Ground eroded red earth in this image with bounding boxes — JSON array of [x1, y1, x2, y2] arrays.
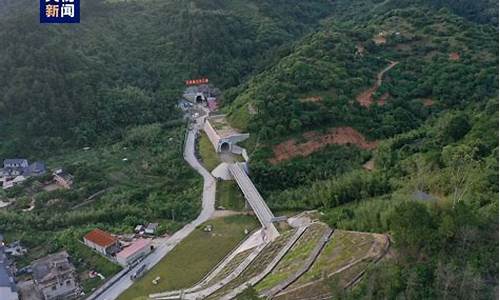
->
[[270, 127, 378, 164]]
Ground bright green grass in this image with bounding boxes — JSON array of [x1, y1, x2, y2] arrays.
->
[[216, 181, 246, 210], [117, 215, 258, 300], [256, 223, 327, 291], [206, 230, 295, 300], [198, 132, 220, 171], [294, 230, 375, 285]]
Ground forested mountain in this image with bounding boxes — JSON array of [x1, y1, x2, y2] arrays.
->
[[0, 0, 498, 298], [223, 0, 498, 298], [0, 0, 334, 157]]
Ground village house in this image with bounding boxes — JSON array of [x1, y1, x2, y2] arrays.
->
[[3, 159, 28, 169], [145, 223, 159, 235], [116, 239, 152, 266], [83, 229, 120, 256], [1, 159, 46, 190], [31, 251, 79, 300], [52, 169, 74, 189], [0, 235, 18, 300]]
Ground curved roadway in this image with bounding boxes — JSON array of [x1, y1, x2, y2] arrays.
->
[[88, 116, 216, 300]]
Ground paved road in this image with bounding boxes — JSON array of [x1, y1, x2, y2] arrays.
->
[[88, 117, 216, 300], [228, 163, 279, 239]]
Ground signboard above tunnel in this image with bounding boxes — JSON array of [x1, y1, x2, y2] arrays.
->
[[185, 78, 209, 86]]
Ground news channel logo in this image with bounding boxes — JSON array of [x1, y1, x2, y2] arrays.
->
[[40, 0, 80, 23]]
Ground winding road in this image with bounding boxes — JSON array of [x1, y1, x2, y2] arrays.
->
[[86, 115, 216, 300]]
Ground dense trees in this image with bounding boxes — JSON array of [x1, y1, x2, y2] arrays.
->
[[0, 0, 335, 158], [227, 3, 497, 144]]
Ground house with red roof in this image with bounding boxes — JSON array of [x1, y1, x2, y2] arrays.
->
[[83, 229, 120, 256]]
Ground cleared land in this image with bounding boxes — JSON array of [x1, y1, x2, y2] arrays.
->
[[270, 127, 377, 164], [198, 132, 220, 171], [117, 215, 258, 300], [216, 180, 246, 211]]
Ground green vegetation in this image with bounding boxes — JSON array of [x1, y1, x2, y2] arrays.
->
[[118, 215, 258, 300], [197, 132, 220, 171], [0, 124, 200, 283], [256, 223, 328, 291], [296, 230, 377, 284], [223, 1, 498, 298], [206, 230, 295, 299], [203, 248, 254, 288], [0, 0, 336, 158], [216, 181, 246, 211], [0, 0, 497, 298]]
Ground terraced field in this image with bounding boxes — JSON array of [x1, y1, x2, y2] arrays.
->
[[202, 248, 255, 288], [274, 230, 388, 300], [295, 230, 376, 284], [255, 223, 327, 292], [205, 230, 296, 299]]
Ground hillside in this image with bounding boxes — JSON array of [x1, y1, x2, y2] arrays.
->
[[0, 0, 497, 299], [227, 0, 498, 196], [223, 0, 498, 298], [0, 0, 334, 158]]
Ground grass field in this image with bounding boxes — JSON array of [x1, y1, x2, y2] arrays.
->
[[117, 215, 258, 300], [216, 181, 246, 210], [198, 132, 220, 171], [256, 223, 327, 292], [74, 242, 123, 293], [206, 230, 295, 300], [290, 230, 377, 288], [274, 230, 381, 300]]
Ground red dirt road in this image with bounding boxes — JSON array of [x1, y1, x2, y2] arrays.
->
[[356, 61, 399, 107], [270, 127, 378, 164]]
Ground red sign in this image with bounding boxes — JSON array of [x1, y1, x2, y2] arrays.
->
[[185, 78, 209, 86]]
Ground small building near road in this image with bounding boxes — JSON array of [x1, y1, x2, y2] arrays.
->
[[116, 239, 152, 266], [145, 223, 158, 235], [83, 229, 120, 256], [134, 225, 144, 234], [31, 251, 79, 300]]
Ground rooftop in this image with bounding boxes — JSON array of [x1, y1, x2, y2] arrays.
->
[[3, 159, 28, 166], [84, 229, 118, 248], [116, 239, 151, 259], [0, 247, 16, 293], [31, 251, 75, 284]]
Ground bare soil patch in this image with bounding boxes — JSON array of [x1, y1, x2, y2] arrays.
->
[[270, 127, 378, 164], [362, 158, 375, 171], [372, 34, 387, 45], [299, 96, 322, 103], [422, 98, 434, 107], [449, 52, 460, 61]]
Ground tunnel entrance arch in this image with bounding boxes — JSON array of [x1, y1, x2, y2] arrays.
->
[[196, 95, 204, 103], [220, 142, 230, 152]]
